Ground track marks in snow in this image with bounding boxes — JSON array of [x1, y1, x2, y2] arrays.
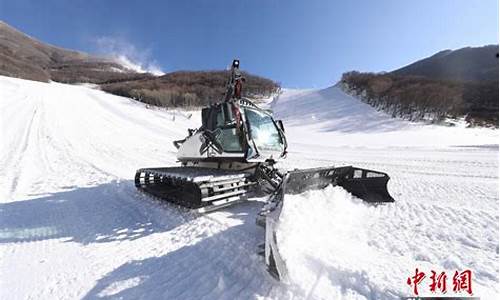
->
[[1, 77, 497, 299], [277, 145, 498, 298], [7, 107, 38, 197], [79, 192, 273, 300]]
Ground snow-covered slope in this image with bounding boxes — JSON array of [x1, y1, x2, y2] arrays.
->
[[0, 76, 498, 299], [271, 88, 498, 299], [271, 86, 498, 147], [0, 76, 273, 299]]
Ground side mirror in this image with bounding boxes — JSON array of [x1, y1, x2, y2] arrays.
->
[[277, 120, 285, 132]]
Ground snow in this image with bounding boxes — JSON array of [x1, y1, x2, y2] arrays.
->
[[0, 76, 498, 299], [271, 86, 498, 148], [272, 88, 499, 299], [114, 55, 165, 76]]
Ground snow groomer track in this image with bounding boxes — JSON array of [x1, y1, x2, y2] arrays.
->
[[135, 167, 254, 210]]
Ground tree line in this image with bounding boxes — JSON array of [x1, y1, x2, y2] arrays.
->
[[101, 70, 280, 108], [341, 71, 498, 127]]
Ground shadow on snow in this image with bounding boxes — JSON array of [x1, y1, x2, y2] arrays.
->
[[1, 180, 277, 298], [0, 180, 196, 244], [81, 222, 273, 300]]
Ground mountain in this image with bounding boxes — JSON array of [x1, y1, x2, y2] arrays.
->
[[0, 21, 279, 106], [341, 46, 499, 127], [391, 45, 498, 82], [0, 21, 152, 83]]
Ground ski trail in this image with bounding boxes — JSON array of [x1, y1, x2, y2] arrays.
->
[[0, 76, 497, 299], [7, 107, 37, 197], [0, 76, 275, 300], [271, 88, 498, 299]]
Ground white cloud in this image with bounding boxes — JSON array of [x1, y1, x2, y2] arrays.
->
[[94, 36, 165, 76]]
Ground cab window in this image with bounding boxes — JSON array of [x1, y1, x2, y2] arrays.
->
[[244, 108, 283, 153], [214, 106, 243, 152]]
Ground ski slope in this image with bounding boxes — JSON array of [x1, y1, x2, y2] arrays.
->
[[0, 76, 498, 299], [271, 87, 499, 299]]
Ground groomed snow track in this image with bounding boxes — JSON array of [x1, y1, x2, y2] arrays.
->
[[0, 76, 498, 299]]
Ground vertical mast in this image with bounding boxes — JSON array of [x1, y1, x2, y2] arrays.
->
[[224, 59, 244, 102]]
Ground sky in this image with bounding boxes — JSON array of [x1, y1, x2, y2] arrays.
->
[[0, 0, 498, 88]]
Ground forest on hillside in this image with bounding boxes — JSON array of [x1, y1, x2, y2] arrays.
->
[[101, 70, 280, 107], [341, 71, 498, 127]]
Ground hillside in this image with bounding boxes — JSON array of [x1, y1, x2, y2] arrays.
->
[[341, 45, 499, 127], [0, 21, 279, 106], [101, 70, 280, 107], [0, 21, 146, 83], [392, 45, 498, 81]]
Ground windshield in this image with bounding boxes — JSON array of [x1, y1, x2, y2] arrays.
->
[[244, 108, 284, 153]]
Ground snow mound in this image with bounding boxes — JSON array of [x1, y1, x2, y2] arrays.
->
[[277, 183, 498, 299]]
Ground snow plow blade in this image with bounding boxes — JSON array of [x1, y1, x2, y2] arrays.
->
[[263, 166, 393, 281], [286, 166, 394, 202]]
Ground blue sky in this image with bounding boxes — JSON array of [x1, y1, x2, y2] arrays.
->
[[1, 0, 498, 87]]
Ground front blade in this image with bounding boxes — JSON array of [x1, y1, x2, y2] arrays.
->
[[285, 166, 394, 203], [286, 166, 338, 194], [262, 166, 394, 282], [334, 166, 394, 203]]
